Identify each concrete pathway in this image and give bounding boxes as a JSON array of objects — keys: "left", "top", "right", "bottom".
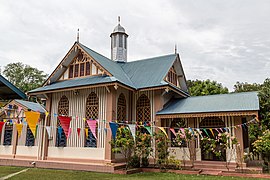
[{"left": 0, "top": 168, "right": 29, "bottom": 180}]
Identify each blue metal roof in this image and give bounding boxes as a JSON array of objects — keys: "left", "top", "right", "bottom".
[
  {"left": 15, "top": 99, "right": 46, "bottom": 113},
  {"left": 0, "top": 75, "right": 26, "bottom": 100},
  {"left": 120, "top": 54, "right": 177, "bottom": 89},
  {"left": 29, "top": 75, "right": 114, "bottom": 93},
  {"left": 157, "top": 92, "right": 259, "bottom": 115}
]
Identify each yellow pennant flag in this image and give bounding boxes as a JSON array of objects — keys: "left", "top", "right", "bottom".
[
  {"left": 45, "top": 112, "right": 49, "bottom": 119},
  {"left": 16, "top": 124, "right": 23, "bottom": 137},
  {"left": 158, "top": 127, "right": 168, "bottom": 138},
  {"left": 25, "top": 111, "right": 40, "bottom": 138},
  {"left": 85, "top": 128, "right": 89, "bottom": 138},
  {"left": 209, "top": 128, "right": 215, "bottom": 137}
]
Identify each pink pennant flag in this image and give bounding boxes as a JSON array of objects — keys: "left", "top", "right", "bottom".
[
  {"left": 77, "top": 128, "right": 81, "bottom": 136},
  {"left": 170, "top": 128, "right": 177, "bottom": 137},
  {"left": 86, "top": 120, "right": 97, "bottom": 139},
  {"left": 17, "top": 106, "right": 23, "bottom": 117},
  {"left": 67, "top": 128, "right": 72, "bottom": 139},
  {"left": 215, "top": 128, "right": 220, "bottom": 133}
]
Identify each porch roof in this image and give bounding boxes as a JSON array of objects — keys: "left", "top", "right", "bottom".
[
  {"left": 156, "top": 92, "right": 259, "bottom": 116},
  {"left": 0, "top": 75, "right": 26, "bottom": 100}
]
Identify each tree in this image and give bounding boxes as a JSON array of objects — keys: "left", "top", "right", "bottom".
[
  {"left": 3, "top": 62, "right": 47, "bottom": 92},
  {"left": 187, "top": 79, "right": 229, "bottom": 96},
  {"left": 233, "top": 81, "right": 261, "bottom": 93}
]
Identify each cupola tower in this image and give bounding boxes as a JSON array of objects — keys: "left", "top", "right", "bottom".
[{"left": 110, "top": 17, "right": 128, "bottom": 62}]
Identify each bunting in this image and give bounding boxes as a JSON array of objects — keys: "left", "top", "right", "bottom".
[
  {"left": 85, "top": 128, "right": 89, "bottom": 138},
  {"left": 203, "top": 128, "right": 210, "bottom": 137},
  {"left": 109, "top": 122, "right": 118, "bottom": 140},
  {"left": 16, "top": 124, "right": 23, "bottom": 137},
  {"left": 25, "top": 111, "right": 40, "bottom": 138},
  {"left": 144, "top": 126, "right": 152, "bottom": 136},
  {"left": 158, "top": 127, "right": 168, "bottom": 138},
  {"left": 86, "top": 120, "right": 97, "bottom": 139},
  {"left": 127, "top": 124, "right": 136, "bottom": 141},
  {"left": 58, "top": 116, "right": 71, "bottom": 137},
  {"left": 170, "top": 128, "right": 177, "bottom": 137},
  {"left": 77, "top": 128, "right": 81, "bottom": 137},
  {"left": 0, "top": 122, "right": 4, "bottom": 133},
  {"left": 196, "top": 128, "right": 203, "bottom": 138},
  {"left": 209, "top": 128, "right": 215, "bottom": 137},
  {"left": 67, "top": 128, "right": 72, "bottom": 138},
  {"left": 58, "top": 127, "right": 63, "bottom": 137},
  {"left": 45, "top": 126, "right": 51, "bottom": 138}
]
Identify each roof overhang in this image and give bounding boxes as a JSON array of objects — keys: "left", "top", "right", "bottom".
[{"left": 156, "top": 110, "right": 259, "bottom": 119}]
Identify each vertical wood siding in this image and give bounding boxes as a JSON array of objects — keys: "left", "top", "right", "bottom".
[{"left": 49, "top": 87, "right": 107, "bottom": 148}]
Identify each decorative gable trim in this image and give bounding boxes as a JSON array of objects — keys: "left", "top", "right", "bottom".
[{"left": 43, "top": 43, "right": 112, "bottom": 86}]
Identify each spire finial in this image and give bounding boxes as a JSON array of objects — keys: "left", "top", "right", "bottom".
[
  {"left": 77, "top": 28, "right": 80, "bottom": 43},
  {"left": 174, "top": 44, "right": 177, "bottom": 54},
  {"left": 118, "top": 16, "right": 120, "bottom": 24}
]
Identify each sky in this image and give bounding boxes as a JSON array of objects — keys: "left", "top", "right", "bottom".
[{"left": 0, "top": 0, "right": 270, "bottom": 91}]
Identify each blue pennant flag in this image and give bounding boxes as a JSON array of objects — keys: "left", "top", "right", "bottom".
[
  {"left": 58, "top": 126, "right": 63, "bottom": 137},
  {"left": 109, "top": 122, "right": 119, "bottom": 140}
]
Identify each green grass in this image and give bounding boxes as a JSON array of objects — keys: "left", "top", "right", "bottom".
[
  {"left": 0, "top": 167, "right": 264, "bottom": 180},
  {"left": 0, "top": 166, "right": 25, "bottom": 178}
]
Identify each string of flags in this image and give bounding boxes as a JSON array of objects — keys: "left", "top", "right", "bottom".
[{"left": 0, "top": 105, "right": 259, "bottom": 141}]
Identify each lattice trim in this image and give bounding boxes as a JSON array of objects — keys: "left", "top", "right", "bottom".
[
  {"left": 136, "top": 94, "right": 151, "bottom": 122},
  {"left": 117, "top": 93, "right": 127, "bottom": 122}
]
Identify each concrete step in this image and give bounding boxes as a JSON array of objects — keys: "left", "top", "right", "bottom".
[{"left": 200, "top": 170, "right": 222, "bottom": 176}]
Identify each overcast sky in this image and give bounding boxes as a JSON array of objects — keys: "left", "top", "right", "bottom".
[{"left": 0, "top": 0, "right": 270, "bottom": 91}]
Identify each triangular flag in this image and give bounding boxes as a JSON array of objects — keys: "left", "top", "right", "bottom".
[
  {"left": 144, "top": 126, "right": 152, "bottom": 136},
  {"left": 58, "top": 116, "right": 71, "bottom": 137},
  {"left": 189, "top": 127, "right": 194, "bottom": 135},
  {"left": 203, "top": 128, "right": 210, "bottom": 137},
  {"left": 67, "top": 128, "right": 72, "bottom": 138},
  {"left": 25, "top": 111, "right": 40, "bottom": 138},
  {"left": 77, "top": 128, "right": 81, "bottom": 137},
  {"left": 0, "top": 122, "right": 4, "bottom": 133},
  {"left": 45, "top": 126, "right": 51, "bottom": 137},
  {"left": 104, "top": 128, "right": 108, "bottom": 134},
  {"left": 170, "top": 128, "right": 177, "bottom": 137},
  {"left": 16, "top": 124, "right": 23, "bottom": 137},
  {"left": 127, "top": 124, "right": 136, "bottom": 141},
  {"left": 109, "top": 122, "right": 119, "bottom": 140},
  {"left": 86, "top": 120, "right": 97, "bottom": 139},
  {"left": 180, "top": 128, "right": 185, "bottom": 137},
  {"left": 209, "top": 128, "right": 215, "bottom": 137},
  {"left": 58, "top": 127, "right": 62, "bottom": 137},
  {"left": 196, "top": 128, "right": 203, "bottom": 138},
  {"left": 158, "top": 127, "right": 168, "bottom": 138},
  {"left": 85, "top": 128, "right": 89, "bottom": 138},
  {"left": 17, "top": 106, "right": 23, "bottom": 117},
  {"left": 45, "top": 112, "right": 49, "bottom": 119}
]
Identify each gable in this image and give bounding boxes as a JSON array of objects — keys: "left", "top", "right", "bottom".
[
  {"left": 164, "top": 55, "right": 188, "bottom": 92},
  {"left": 58, "top": 49, "right": 107, "bottom": 81}
]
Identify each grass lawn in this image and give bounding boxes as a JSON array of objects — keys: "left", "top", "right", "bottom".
[{"left": 0, "top": 166, "right": 265, "bottom": 180}]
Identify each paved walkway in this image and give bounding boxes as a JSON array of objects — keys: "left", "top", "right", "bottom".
[{"left": 0, "top": 168, "right": 29, "bottom": 180}]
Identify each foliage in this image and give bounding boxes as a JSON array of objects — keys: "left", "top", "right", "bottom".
[
  {"left": 174, "top": 128, "right": 198, "bottom": 167},
  {"left": 134, "top": 128, "right": 153, "bottom": 167},
  {"left": 201, "top": 132, "right": 238, "bottom": 161},
  {"left": 155, "top": 131, "right": 169, "bottom": 169},
  {"left": 110, "top": 126, "right": 135, "bottom": 169},
  {"left": 233, "top": 81, "right": 261, "bottom": 93},
  {"left": 258, "top": 78, "right": 270, "bottom": 129},
  {"left": 187, "top": 79, "right": 228, "bottom": 96},
  {"left": 3, "top": 62, "right": 47, "bottom": 92},
  {"left": 167, "top": 155, "right": 182, "bottom": 170},
  {"left": 253, "top": 130, "right": 270, "bottom": 161}
]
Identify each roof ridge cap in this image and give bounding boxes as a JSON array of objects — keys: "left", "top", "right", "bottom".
[{"left": 127, "top": 53, "right": 177, "bottom": 64}]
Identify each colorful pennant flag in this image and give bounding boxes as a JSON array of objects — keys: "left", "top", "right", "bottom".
[
  {"left": 45, "top": 126, "right": 51, "bottom": 138},
  {"left": 86, "top": 120, "right": 97, "bottom": 139},
  {"left": 203, "top": 128, "right": 210, "bottom": 137},
  {"left": 170, "top": 128, "right": 177, "bottom": 137},
  {"left": 0, "top": 122, "right": 4, "bottom": 133},
  {"left": 158, "top": 127, "right": 168, "bottom": 138},
  {"left": 58, "top": 116, "right": 71, "bottom": 137},
  {"left": 77, "top": 128, "right": 81, "bottom": 137},
  {"left": 196, "top": 128, "right": 203, "bottom": 138},
  {"left": 25, "top": 111, "right": 40, "bottom": 138},
  {"left": 45, "top": 112, "right": 49, "bottom": 119},
  {"left": 16, "top": 124, "right": 23, "bottom": 137},
  {"left": 109, "top": 122, "right": 119, "bottom": 139},
  {"left": 144, "top": 126, "right": 152, "bottom": 136},
  {"left": 68, "top": 128, "right": 72, "bottom": 138},
  {"left": 180, "top": 128, "right": 185, "bottom": 137},
  {"left": 127, "top": 124, "right": 136, "bottom": 141},
  {"left": 58, "top": 127, "right": 63, "bottom": 137},
  {"left": 85, "top": 128, "right": 89, "bottom": 138},
  {"left": 209, "top": 128, "right": 215, "bottom": 137}
]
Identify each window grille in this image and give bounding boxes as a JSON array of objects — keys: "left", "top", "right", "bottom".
[
  {"left": 3, "top": 125, "right": 13, "bottom": 146},
  {"left": 25, "top": 126, "right": 35, "bottom": 146},
  {"left": 117, "top": 93, "right": 127, "bottom": 122},
  {"left": 136, "top": 94, "right": 151, "bottom": 123},
  {"left": 56, "top": 96, "right": 69, "bottom": 147}
]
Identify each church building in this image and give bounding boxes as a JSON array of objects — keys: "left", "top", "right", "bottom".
[{"left": 0, "top": 18, "right": 259, "bottom": 172}]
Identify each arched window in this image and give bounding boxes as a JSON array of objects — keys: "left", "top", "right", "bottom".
[
  {"left": 136, "top": 94, "right": 151, "bottom": 122},
  {"left": 85, "top": 92, "right": 99, "bottom": 147},
  {"left": 56, "top": 95, "right": 69, "bottom": 147},
  {"left": 117, "top": 93, "right": 127, "bottom": 122},
  {"left": 58, "top": 95, "right": 69, "bottom": 116},
  {"left": 200, "top": 117, "right": 225, "bottom": 128}
]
